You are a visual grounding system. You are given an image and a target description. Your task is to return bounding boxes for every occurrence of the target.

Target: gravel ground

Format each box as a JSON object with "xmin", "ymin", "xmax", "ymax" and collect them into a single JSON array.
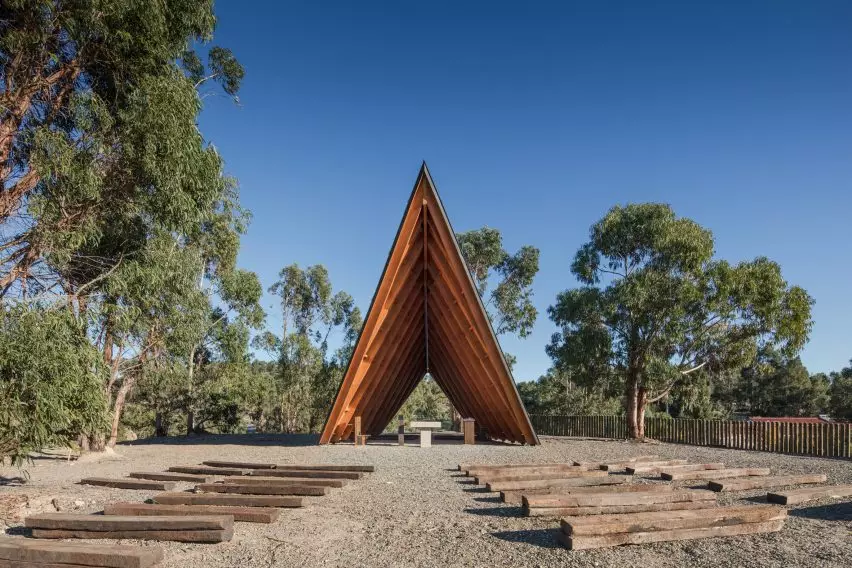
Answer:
[{"xmin": 1, "ymin": 434, "xmax": 850, "ymax": 568}]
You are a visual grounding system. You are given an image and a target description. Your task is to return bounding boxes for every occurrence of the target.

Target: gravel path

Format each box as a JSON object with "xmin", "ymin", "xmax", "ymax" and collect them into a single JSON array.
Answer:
[{"xmin": 2, "ymin": 434, "xmax": 850, "ymax": 567}]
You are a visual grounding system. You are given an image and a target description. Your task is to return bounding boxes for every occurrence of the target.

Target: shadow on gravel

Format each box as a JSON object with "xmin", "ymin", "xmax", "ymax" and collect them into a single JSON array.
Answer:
[
  {"xmin": 741, "ymin": 495, "xmax": 768, "ymax": 504},
  {"xmin": 491, "ymin": 529, "xmax": 562, "ymax": 549},
  {"xmin": 789, "ymin": 501, "xmax": 852, "ymax": 521},
  {"xmin": 0, "ymin": 476, "xmax": 27, "ymax": 486},
  {"xmin": 473, "ymin": 496, "xmax": 502, "ymax": 504},
  {"xmin": 464, "ymin": 507, "xmax": 523, "ymax": 518},
  {"xmin": 455, "ymin": 479, "xmax": 477, "ymax": 485},
  {"xmin": 461, "ymin": 486, "xmax": 490, "ymax": 493}
]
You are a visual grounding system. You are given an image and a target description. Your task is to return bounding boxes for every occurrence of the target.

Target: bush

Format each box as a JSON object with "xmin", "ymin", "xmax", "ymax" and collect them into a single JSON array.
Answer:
[{"xmin": 0, "ymin": 304, "xmax": 108, "ymax": 466}]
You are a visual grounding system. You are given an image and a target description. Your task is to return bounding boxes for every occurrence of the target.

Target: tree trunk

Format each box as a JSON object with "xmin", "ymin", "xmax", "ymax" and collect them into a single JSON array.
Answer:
[
  {"xmin": 626, "ymin": 373, "xmax": 641, "ymax": 439},
  {"xmin": 107, "ymin": 377, "xmax": 135, "ymax": 448},
  {"xmin": 154, "ymin": 412, "xmax": 167, "ymax": 437},
  {"xmin": 186, "ymin": 410, "xmax": 194, "ymax": 436},
  {"xmin": 636, "ymin": 387, "xmax": 647, "ymax": 439}
]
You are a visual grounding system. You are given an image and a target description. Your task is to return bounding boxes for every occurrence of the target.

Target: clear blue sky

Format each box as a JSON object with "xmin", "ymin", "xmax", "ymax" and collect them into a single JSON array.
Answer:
[{"xmin": 198, "ymin": 1, "xmax": 852, "ymax": 380}]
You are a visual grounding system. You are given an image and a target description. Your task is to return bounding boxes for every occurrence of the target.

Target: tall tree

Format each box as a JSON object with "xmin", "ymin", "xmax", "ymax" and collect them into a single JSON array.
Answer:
[
  {"xmin": 456, "ymin": 227, "xmax": 540, "ymax": 338},
  {"xmin": 737, "ymin": 351, "xmax": 829, "ymax": 417},
  {"xmin": 826, "ymin": 360, "xmax": 852, "ymax": 420},
  {"xmin": 547, "ymin": 203, "xmax": 813, "ymax": 438},
  {"xmin": 265, "ymin": 264, "xmax": 361, "ymax": 433},
  {"xmin": 1, "ymin": 0, "xmax": 243, "ymax": 296}
]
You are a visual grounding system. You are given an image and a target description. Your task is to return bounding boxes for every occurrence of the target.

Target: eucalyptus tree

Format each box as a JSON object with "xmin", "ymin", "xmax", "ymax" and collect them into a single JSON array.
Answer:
[
  {"xmin": 547, "ymin": 203, "xmax": 813, "ymax": 438},
  {"xmin": 266, "ymin": 264, "xmax": 362, "ymax": 432},
  {"xmin": 0, "ymin": 0, "xmax": 243, "ymax": 297},
  {"xmin": 826, "ymin": 360, "xmax": 852, "ymax": 420},
  {"xmin": 456, "ymin": 227, "xmax": 540, "ymax": 338}
]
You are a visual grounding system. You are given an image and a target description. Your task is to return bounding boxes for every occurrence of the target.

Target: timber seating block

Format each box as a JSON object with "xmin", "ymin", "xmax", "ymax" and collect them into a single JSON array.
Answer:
[
  {"xmin": 662, "ymin": 467, "xmax": 770, "ymax": 481},
  {"xmin": 195, "ymin": 483, "xmax": 329, "ymax": 497},
  {"xmin": 708, "ymin": 474, "xmax": 827, "ymax": 492},
  {"xmin": 624, "ymin": 460, "xmax": 690, "ymax": 474},
  {"xmin": 202, "ymin": 461, "xmax": 276, "ymax": 470},
  {"xmin": 501, "ymin": 483, "xmax": 671, "ymax": 505},
  {"xmin": 79, "ymin": 478, "xmax": 176, "ymax": 491},
  {"xmin": 483, "ymin": 470, "xmax": 607, "ymax": 491},
  {"xmin": 460, "ymin": 464, "xmax": 576, "ymax": 477},
  {"xmin": 129, "ymin": 472, "xmax": 214, "ymax": 483},
  {"xmin": 104, "ymin": 502, "xmax": 281, "ymax": 523},
  {"xmin": 0, "ymin": 536, "xmax": 164, "ymax": 568},
  {"xmin": 654, "ymin": 463, "xmax": 725, "ymax": 473},
  {"xmin": 247, "ymin": 470, "xmax": 362, "ymax": 480},
  {"xmin": 220, "ymin": 476, "xmax": 347, "ymax": 488},
  {"xmin": 168, "ymin": 466, "xmax": 247, "ymax": 476},
  {"xmin": 152, "ymin": 492, "xmax": 303, "ymax": 508},
  {"xmin": 25, "ymin": 514, "xmax": 233, "ymax": 543},
  {"xmin": 766, "ymin": 484, "xmax": 852, "ymax": 505},
  {"xmin": 558, "ymin": 505, "xmax": 786, "ymax": 550},
  {"xmin": 273, "ymin": 465, "xmax": 374, "ymax": 472},
  {"xmin": 524, "ymin": 490, "xmax": 716, "ymax": 518},
  {"xmin": 477, "ymin": 468, "xmax": 605, "ymax": 484},
  {"xmin": 494, "ymin": 476, "xmax": 628, "ymax": 495},
  {"xmin": 578, "ymin": 456, "xmax": 660, "ymax": 470}
]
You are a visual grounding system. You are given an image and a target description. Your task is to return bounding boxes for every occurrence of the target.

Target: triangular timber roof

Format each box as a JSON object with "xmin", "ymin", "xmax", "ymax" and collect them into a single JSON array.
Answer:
[{"xmin": 319, "ymin": 164, "xmax": 539, "ymax": 445}]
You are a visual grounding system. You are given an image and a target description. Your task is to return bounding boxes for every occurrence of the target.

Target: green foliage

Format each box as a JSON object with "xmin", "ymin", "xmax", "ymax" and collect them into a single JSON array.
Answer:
[
  {"xmin": 398, "ymin": 378, "xmax": 452, "ymax": 426},
  {"xmin": 0, "ymin": 304, "xmax": 107, "ymax": 465},
  {"xmin": 457, "ymin": 227, "xmax": 540, "ymax": 338},
  {"xmin": 518, "ymin": 369, "xmax": 621, "ymax": 417},
  {"xmin": 264, "ymin": 264, "xmax": 362, "ymax": 433},
  {"xmin": 737, "ymin": 351, "xmax": 829, "ymax": 417},
  {"xmin": 548, "ymin": 203, "xmax": 814, "ymax": 437},
  {"xmin": 827, "ymin": 360, "xmax": 852, "ymax": 420}
]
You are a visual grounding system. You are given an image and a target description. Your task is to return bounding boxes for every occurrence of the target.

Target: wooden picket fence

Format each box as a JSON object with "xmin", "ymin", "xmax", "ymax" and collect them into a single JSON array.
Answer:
[{"xmin": 530, "ymin": 415, "xmax": 852, "ymax": 459}]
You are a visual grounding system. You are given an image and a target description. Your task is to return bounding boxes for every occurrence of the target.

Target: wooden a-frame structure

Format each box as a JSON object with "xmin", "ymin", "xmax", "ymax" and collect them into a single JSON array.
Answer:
[{"xmin": 319, "ymin": 164, "xmax": 538, "ymax": 445}]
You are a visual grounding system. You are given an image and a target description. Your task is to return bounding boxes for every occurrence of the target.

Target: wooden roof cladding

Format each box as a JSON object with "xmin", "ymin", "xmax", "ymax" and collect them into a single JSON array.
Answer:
[{"xmin": 319, "ymin": 164, "xmax": 539, "ymax": 445}]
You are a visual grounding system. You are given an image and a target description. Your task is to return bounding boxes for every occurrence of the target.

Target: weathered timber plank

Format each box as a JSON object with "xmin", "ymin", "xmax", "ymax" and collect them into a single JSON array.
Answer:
[
  {"xmin": 572, "ymin": 455, "xmax": 659, "ymax": 468},
  {"xmin": 478, "ymin": 469, "xmax": 606, "ymax": 486},
  {"xmin": 560, "ymin": 505, "xmax": 786, "ymax": 536},
  {"xmin": 662, "ymin": 468, "xmax": 770, "ymax": 481},
  {"xmin": 202, "ymin": 461, "xmax": 276, "ymax": 470},
  {"xmin": 501, "ymin": 483, "xmax": 670, "ymax": 505},
  {"xmin": 654, "ymin": 463, "xmax": 725, "ymax": 473},
  {"xmin": 25, "ymin": 513, "xmax": 232, "ymax": 531},
  {"xmin": 273, "ymin": 464, "xmax": 374, "ymax": 472},
  {"xmin": 78, "ymin": 478, "xmax": 175, "ymax": 491},
  {"xmin": 195, "ymin": 483, "xmax": 328, "ymax": 496},
  {"xmin": 247, "ymin": 470, "xmax": 361, "ymax": 480},
  {"xmin": 221, "ymin": 476, "xmax": 346, "ymax": 488},
  {"xmin": 103, "ymin": 502, "xmax": 280, "ymax": 523},
  {"xmin": 766, "ymin": 484, "xmax": 852, "ymax": 505},
  {"xmin": 601, "ymin": 458, "xmax": 680, "ymax": 471},
  {"xmin": 152, "ymin": 492, "xmax": 302, "ymax": 508},
  {"xmin": 559, "ymin": 519, "xmax": 785, "ymax": 550},
  {"xmin": 625, "ymin": 460, "xmax": 691, "ymax": 474},
  {"xmin": 0, "ymin": 561, "xmax": 133, "ymax": 568},
  {"xmin": 129, "ymin": 472, "xmax": 213, "ymax": 483},
  {"xmin": 30, "ymin": 528, "xmax": 232, "ymax": 543},
  {"xmin": 275, "ymin": 463, "xmax": 376, "ymax": 473},
  {"xmin": 463, "ymin": 464, "xmax": 577, "ymax": 477},
  {"xmin": 524, "ymin": 489, "xmax": 715, "ymax": 509},
  {"xmin": 708, "ymin": 474, "xmax": 827, "ymax": 492},
  {"xmin": 525, "ymin": 500, "xmax": 716, "ymax": 518},
  {"xmin": 168, "ymin": 466, "xmax": 246, "ymax": 476},
  {"xmin": 0, "ymin": 537, "xmax": 163, "ymax": 568},
  {"xmin": 494, "ymin": 476, "xmax": 627, "ymax": 495}
]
